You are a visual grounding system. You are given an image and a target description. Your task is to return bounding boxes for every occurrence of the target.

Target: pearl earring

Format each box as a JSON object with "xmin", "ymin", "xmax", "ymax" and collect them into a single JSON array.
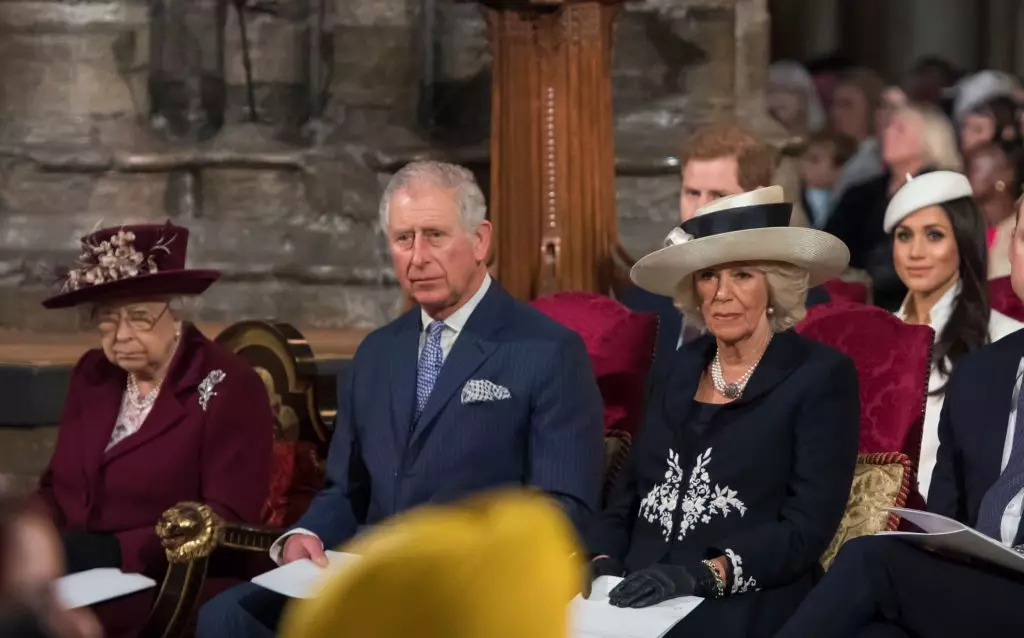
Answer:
[
  {"xmin": 996, "ymin": 180, "xmax": 1007, "ymax": 192},
  {"xmin": 767, "ymin": 307, "xmax": 775, "ymax": 316}
]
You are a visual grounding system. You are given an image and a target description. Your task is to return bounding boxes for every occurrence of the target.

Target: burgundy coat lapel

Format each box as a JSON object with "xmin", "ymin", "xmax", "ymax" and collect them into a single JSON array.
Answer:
[
  {"xmin": 78, "ymin": 362, "xmax": 127, "ymax": 484},
  {"xmin": 102, "ymin": 325, "xmax": 208, "ymax": 465}
]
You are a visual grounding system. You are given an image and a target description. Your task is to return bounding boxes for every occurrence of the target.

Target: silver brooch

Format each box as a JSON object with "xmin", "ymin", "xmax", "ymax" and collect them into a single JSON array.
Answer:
[
  {"xmin": 198, "ymin": 370, "xmax": 226, "ymax": 412},
  {"xmin": 664, "ymin": 227, "xmax": 694, "ymax": 247}
]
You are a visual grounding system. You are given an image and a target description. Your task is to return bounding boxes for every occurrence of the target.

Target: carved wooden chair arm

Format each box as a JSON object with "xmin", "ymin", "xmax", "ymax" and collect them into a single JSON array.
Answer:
[{"xmin": 141, "ymin": 502, "xmax": 286, "ymax": 638}]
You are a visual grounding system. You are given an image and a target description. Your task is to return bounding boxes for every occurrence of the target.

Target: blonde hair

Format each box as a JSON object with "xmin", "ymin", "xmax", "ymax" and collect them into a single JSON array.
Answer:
[
  {"xmin": 899, "ymin": 104, "xmax": 963, "ymax": 171},
  {"xmin": 673, "ymin": 261, "xmax": 810, "ymax": 333}
]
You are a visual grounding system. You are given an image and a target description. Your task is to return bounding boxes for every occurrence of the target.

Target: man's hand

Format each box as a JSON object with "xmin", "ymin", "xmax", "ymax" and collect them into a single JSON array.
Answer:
[{"xmin": 281, "ymin": 534, "xmax": 328, "ymax": 567}]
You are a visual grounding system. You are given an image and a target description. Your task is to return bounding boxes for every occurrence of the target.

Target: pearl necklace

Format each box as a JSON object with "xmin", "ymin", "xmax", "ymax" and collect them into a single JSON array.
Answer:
[
  {"xmin": 126, "ymin": 373, "xmax": 161, "ymax": 411},
  {"xmin": 710, "ymin": 334, "xmax": 773, "ymax": 400}
]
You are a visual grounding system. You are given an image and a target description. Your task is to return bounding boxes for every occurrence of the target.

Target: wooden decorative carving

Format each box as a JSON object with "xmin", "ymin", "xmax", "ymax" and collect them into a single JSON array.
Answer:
[{"xmin": 475, "ymin": 0, "xmax": 625, "ymax": 300}]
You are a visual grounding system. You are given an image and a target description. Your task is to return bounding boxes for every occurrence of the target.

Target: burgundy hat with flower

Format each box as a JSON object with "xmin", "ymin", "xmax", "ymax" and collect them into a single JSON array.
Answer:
[{"xmin": 42, "ymin": 222, "xmax": 220, "ymax": 309}]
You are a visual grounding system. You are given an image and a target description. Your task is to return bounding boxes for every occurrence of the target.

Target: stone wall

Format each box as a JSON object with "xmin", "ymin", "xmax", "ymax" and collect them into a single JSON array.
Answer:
[{"xmin": 0, "ymin": 0, "xmax": 775, "ymax": 332}]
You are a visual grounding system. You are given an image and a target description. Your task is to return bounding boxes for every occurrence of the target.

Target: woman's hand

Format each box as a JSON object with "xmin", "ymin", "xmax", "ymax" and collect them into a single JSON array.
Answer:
[{"xmin": 608, "ymin": 564, "xmax": 696, "ymax": 608}]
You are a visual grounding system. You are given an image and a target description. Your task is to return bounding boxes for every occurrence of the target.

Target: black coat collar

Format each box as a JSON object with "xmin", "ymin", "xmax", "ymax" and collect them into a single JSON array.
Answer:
[{"xmin": 662, "ymin": 330, "xmax": 809, "ymax": 428}]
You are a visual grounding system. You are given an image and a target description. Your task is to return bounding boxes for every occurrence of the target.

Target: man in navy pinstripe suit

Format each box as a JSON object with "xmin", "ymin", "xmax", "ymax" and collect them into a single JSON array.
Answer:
[{"xmin": 197, "ymin": 161, "xmax": 605, "ymax": 637}]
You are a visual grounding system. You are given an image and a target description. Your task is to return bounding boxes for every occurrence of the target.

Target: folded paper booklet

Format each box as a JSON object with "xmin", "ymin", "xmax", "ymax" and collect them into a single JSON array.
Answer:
[
  {"xmin": 56, "ymin": 569, "xmax": 157, "ymax": 609},
  {"xmin": 877, "ymin": 507, "xmax": 1024, "ymax": 576},
  {"xmin": 251, "ymin": 551, "xmax": 361, "ymax": 599},
  {"xmin": 569, "ymin": 576, "xmax": 703, "ymax": 638}
]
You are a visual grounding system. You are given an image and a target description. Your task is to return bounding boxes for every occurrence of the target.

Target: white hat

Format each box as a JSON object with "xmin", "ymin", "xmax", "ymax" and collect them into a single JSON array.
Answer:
[
  {"xmin": 882, "ymin": 171, "xmax": 973, "ymax": 233},
  {"xmin": 630, "ymin": 186, "xmax": 850, "ymax": 298},
  {"xmin": 948, "ymin": 70, "xmax": 1021, "ymax": 122}
]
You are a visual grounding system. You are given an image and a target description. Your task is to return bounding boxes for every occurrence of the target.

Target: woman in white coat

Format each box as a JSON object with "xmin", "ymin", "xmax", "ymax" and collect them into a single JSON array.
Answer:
[{"xmin": 884, "ymin": 170, "xmax": 1024, "ymax": 499}]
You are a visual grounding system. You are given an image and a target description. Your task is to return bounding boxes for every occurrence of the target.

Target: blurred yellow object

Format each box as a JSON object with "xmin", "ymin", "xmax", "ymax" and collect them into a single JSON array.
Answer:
[{"xmin": 279, "ymin": 489, "xmax": 584, "ymax": 638}]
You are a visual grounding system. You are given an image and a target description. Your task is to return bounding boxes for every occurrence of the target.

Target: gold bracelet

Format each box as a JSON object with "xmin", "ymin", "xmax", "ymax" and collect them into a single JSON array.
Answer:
[{"xmin": 702, "ymin": 559, "xmax": 725, "ymax": 598}]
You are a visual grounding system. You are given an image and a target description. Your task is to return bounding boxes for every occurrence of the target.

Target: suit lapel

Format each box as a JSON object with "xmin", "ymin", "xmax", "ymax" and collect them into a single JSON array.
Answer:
[
  {"xmin": 79, "ymin": 364, "xmax": 127, "ymax": 482},
  {"xmin": 102, "ymin": 325, "xmax": 206, "ymax": 465},
  {"xmin": 409, "ymin": 284, "xmax": 509, "ymax": 447},
  {"xmin": 976, "ymin": 339, "xmax": 1024, "ymax": 490},
  {"xmin": 661, "ymin": 335, "xmax": 714, "ymax": 433},
  {"xmin": 389, "ymin": 311, "xmax": 421, "ymax": 449},
  {"xmin": 730, "ymin": 330, "xmax": 805, "ymax": 407}
]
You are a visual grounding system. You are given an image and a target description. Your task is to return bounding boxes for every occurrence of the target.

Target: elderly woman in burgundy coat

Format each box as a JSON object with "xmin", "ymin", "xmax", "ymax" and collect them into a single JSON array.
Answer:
[{"xmin": 35, "ymin": 222, "xmax": 274, "ymax": 637}]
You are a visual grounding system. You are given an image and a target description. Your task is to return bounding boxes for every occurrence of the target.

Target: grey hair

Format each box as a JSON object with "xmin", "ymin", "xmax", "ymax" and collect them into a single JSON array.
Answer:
[
  {"xmin": 673, "ymin": 261, "xmax": 810, "ymax": 333},
  {"xmin": 378, "ymin": 161, "xmax": 487, "ymax": 231}
]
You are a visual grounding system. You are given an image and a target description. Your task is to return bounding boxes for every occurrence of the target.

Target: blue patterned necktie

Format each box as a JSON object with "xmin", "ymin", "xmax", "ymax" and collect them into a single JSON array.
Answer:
[
  {"xmin": 976, "ymin": 380, "xmax": 1024, "ymax": 541},
  {"xmin": 414, "ymin": 320, "xmax": 446, "ymax": 421}
]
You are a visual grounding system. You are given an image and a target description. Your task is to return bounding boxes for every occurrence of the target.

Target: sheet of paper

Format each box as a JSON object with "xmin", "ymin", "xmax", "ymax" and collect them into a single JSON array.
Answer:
[
  {"xmin": 251, "ymin": 550, "xmax": 361, "ymax": 599},
  {"xmin": 56, "ymin": 569, "xmax": 156, "ymax": 609},
  {"xmin": 876, "ymin": 507, "xmax": 1024, "ymax": 576},
  {"xmin": 569, "ymin": 576, "xmax": 703, "ymax": 638}
]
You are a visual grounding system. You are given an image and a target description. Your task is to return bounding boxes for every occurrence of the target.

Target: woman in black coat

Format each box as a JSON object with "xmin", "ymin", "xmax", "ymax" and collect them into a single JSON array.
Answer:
[{"xmin": 586, "ymin": 187, "xmax": 861, "ymax": 638}]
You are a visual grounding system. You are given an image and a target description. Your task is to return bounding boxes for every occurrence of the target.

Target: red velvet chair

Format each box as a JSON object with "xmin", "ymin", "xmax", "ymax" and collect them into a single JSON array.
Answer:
[
  {"xmin": 796, "ymin": 303, "xmax": 933, "ymax": 465},
  {"xmin": 822, "ymin": 278, "xmax": 868, "ymax": 305},
  {"xmin": 989, "ymin": 276, "xmax": 1024, "ymax": 322},
  {"xmin": 531, "ymin": 291, "xmax": 659, "ymax": 436}
]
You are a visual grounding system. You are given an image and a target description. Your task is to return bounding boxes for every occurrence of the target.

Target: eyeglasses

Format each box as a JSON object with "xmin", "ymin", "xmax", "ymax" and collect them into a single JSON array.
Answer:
[{"xmin": 93, "ymin": 304, "xmax": 170, "ymax": 334}]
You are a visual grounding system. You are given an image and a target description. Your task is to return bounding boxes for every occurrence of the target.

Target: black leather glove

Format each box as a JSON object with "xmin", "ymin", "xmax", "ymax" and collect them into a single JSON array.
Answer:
[
  {"xmin": 62, "ymin": 532, "xmax": 122, "ymax": 574},
  {"xmin": 609, "ymin": 563, "xmax": 697, "ymax": 608},
  {"xmin": 582, "ymin": 555, "xmax": 625, "ymax": 599}
]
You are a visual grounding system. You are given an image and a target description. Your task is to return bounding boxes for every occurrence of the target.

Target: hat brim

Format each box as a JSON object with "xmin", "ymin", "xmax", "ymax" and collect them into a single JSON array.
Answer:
[
  {"xmin": 42, "ymin": 270, "xmax": 221, "ymax": 309},
  {"xmin": 630, "ymin": 227, "xmax": 850, "ymax": 298}
]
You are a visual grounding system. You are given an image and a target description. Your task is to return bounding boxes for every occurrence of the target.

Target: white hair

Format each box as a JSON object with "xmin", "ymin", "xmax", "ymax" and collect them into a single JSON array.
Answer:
[
  {"xmin": 769, "ymin": 60, "xmax": 827, "ymax": 133},
  {"xmin": 378, "ymin": 161, "xmax": 487, "ymax": 231},
  {"xmin": 673, "ymin": 261, "xmax": 810, "ymax": 333}
]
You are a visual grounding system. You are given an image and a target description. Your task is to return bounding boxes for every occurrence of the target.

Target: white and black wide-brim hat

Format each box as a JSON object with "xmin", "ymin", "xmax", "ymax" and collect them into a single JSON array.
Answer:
[{"xmin": 630, "ymin": 186, "xmax": 850, "ymax": 298}]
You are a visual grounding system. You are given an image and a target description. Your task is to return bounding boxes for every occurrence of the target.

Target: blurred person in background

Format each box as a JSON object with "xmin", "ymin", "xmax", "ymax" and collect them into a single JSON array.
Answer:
[
  {"xmin": 906, "ymin": 56, "xmax": 960, "ymax": 115},
  {"xmin": 829, "ymin": 69, "xmax": 888, "ymax": 204},
  {"xmin": 799, "ymin": 130, "xmax": 859, "ymax": 229},
  {"xmin": 949, "ymin": 70, "xmax": 1022, "ymax": 153},
  {"xmin": 768, "ymin": 61, "xmax": 826, "ymax": 138},
  {"xmin": 826, "ymin": 103, "xmax": 963, "ymax": 310},
  {"xmin": 958, "ymin": 95, "xmax": 1020, "ymax": 155},
  {"xmin": 0, "ymin": 496, "xmax": 101, "ymax": 638},
  {"xmin": 966, "ymin": 141, "xmax": 1024, "ymax": 278}
]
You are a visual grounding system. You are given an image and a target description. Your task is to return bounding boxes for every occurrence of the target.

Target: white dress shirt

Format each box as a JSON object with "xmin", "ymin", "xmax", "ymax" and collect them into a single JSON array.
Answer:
[
  {"xmin": 896, "ymin": 282, "xmax": 1024, "ymax": 499},
  {"xmin": 268, "ymin": 274, "xmax": 493, "ymax": 564}
]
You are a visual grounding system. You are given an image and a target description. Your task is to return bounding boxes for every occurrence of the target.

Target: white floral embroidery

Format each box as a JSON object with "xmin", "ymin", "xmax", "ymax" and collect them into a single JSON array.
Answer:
[
  {"xmin": 198, "ymin": 370, "xmax": 226, "ymax": 412},
  {"xmin": 725, "ymin": 548, "xmax": 759, "ymax": 594},
  {"xmin": 638, "ymin": 447, "xmax": 748, "ymax": 541},
  {"xmin": 639, "ymin": 450, "xmax": 684, "ymax": 540}
]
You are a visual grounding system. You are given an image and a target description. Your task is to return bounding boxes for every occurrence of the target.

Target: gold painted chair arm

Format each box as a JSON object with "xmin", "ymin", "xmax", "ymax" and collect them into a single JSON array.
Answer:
[{"xmin": 141, "ymin": 502, "xmax": 286, "ymax": 638}]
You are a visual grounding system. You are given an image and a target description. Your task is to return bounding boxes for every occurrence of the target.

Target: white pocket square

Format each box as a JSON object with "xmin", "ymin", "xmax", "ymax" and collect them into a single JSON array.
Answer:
[{"xmin": 461, "ymin": 379, "xmax": 511, "ymax": 405}]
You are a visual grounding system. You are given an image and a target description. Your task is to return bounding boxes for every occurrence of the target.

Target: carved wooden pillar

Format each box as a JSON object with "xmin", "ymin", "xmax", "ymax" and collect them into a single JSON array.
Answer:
[{"xmin": 474, "ymin": 0, "xmax": 624, "ymax": 300}]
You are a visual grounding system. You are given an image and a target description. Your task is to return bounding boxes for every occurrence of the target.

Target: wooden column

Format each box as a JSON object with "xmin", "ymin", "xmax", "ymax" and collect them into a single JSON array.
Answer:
[{"xmin": 475, "ymin": 0, "xmax": 624, "ymax": 300}]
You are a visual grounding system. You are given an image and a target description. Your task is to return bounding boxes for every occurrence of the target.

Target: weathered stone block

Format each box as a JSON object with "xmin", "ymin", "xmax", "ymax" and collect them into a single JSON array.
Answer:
[
  {"xmin": 333, "ymin": 0, "xmax": 417, "ymax": 28},
  {"xmin": 86, "ymin": 173, "xmax": 168, "ymax": 221},
  {"xmin": 616, "ymin": 174, "xmax": 680, "ymax": 259},
  {"xmin": 0, "ymin": 165, "xmax": 98, "ymax": 218},
  {"xmin": 0, "ymin": 425, "xmax": 58, "ymax": 496},
  {"xmin": 330, "ymin": 26, "xmax": 418, "ymax": 110},
  {"xmin": 201, "ymin": 168, "xmax": 312, "ymax": 222}
]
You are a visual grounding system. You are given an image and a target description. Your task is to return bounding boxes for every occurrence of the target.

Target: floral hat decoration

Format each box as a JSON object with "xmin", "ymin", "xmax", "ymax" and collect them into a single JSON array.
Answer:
[{"xmin": 42, "ymin": 221, "xmax": 220, "ymax": 309}]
